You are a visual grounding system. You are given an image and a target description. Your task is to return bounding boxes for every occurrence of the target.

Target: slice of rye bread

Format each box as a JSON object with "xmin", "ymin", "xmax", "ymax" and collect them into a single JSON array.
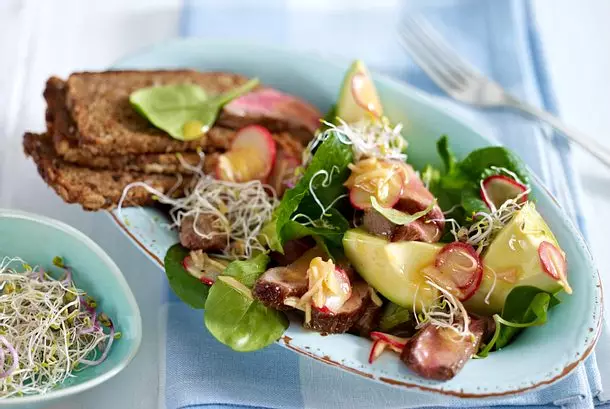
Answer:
[
  {"xmin": 23, "ymin": 133, "xmax": 192, "ymax": 211},
  {"xmin": 45, "ymin": 107, "xmax": 303, "ymax": 174},
  {"xmin": 45, "ymin": 73, "xmax": 243, "ymax": 156}
]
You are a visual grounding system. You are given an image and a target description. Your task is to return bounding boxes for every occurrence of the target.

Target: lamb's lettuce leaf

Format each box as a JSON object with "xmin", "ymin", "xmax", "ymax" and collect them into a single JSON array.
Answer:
[
  {"xmin": 164, "ymin": 244, "xmax": 209, "ymax": 309},
  {"xmin": 203, "ymin": 254, "xmax": 289, "ymax": 351}
]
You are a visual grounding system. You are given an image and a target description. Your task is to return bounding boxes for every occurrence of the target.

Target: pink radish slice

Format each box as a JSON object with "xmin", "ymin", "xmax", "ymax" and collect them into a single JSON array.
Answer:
[
  {"xmin": 351, "ymin": 73, "xmax": 383, "ymax": 118},
  {"xmin": 434, "ymin": 242, "xmax": 483, "ymax": 301},
  {"xmin": 216, "ymin": 125, "xmax": 277, "ymax": 182},
  {"xmin": 481, "ymin": 175, "xmax": 528, "ymax": 210},
  {"xmin": 538, "ymin": 241, "xmax": 572, "ymax": 294},
  {"xmin": 182, "ymin": 256, "xmax": 218, "ymax": 286},
  {"xmin": 313, "ymin": 268, "xmax": 352, "ymax": 314},
  {"xmin": 370, "ymin": 331, "xmax": 408, "ymax": 350},
  {"xmin": 368, "ymin": 340, "xmax": 388, "ymax": 364},
  {"xmin": 348, "ymin": 172, "xmax": 403, "ymax": 210}
]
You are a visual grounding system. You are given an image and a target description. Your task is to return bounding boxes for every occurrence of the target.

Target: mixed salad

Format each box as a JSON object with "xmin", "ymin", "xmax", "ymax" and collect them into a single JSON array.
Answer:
[{"xmin": 154, "ymin": 60, "xmax": 571, "ymax": 381}]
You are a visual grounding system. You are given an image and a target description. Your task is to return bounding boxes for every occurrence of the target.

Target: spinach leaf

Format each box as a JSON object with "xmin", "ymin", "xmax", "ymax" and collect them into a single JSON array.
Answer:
[
  {"xmin": 461, "ymin": 188, "xmax": 489, "ymax": 217},
  {"xmin": 495, "ymin": 286, "xmax": 554, "ymax": 349},
  {"xmin": 164, "ymin": 244, "xmax": 209, "ymax": 309},
  {"xmin": 265, "ymin": 131, "xmax": 353, "ymax": 252},
  {"xmin": 130, "ymin": 79, "xmax": 259, "ymax": 141},
  {"xmin": 379, "ymin": 302, "xmax": 411, "ymax": 331},
  {"xmin": 371, "ymin": 197, "xmax": 434, "ymax": 225},
  {"xmin": 222, "ymin": 253, "xmax": 270, "ymax": 288},
  {"xmin": 204, "ymin": 277, "xmax": 289, "ymax": 352},
  {"xmin": 460, "ymin": 146, "xmax": 529, "ymax": 185}
]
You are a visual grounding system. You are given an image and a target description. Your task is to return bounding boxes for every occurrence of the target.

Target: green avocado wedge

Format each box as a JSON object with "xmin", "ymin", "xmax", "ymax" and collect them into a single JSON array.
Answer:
[
  {"xmin": 343, "ymin": 229, "xmax": 442, "ymax": 311},
  {"xmin": 465, "ymin": 202, "xmax": 567, "ymax": 315},
  {"xmin": 335, "ymin": 60, "xmax": 383, "ymax": 124}
]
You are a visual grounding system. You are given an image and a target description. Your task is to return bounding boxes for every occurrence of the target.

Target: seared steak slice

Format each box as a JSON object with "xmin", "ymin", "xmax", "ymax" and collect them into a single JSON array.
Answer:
[
  {"xmin": 253, "ymin": 266, "xmax": 308, "ymax": 310},
  {"xmin": 219, "ymin": 88, "xmax": 322, "ymax": 145},
  {"xmin": 363, "ymin": 209, "xmax": 395, "ymax": 238},
  {"xmin": 400, "ymin": 317, "xmax": 491, "ymax": 381},
  {"xmin": 351, "ymin": 295, "xmax": 382, "ymax": 336},
  {"xmin": 254, "ymin": 246, "xmax": 326, "ymax": 310},
  {"xmin": 305, "ymin": 282, "xmax": 370, "ymax": 334},
  {"xmin": 179, "ymin": 214, "xmax": 228, "ymax": 252},
  {"xmin": 392, "ymin": 219, "xmax": 442, "ymax": 243}
]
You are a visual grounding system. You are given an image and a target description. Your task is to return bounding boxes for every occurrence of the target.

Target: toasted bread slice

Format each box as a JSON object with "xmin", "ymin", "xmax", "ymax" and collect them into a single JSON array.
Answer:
[
  {"xmin": 45, "ymin": 72, "xmax": 247, "ymax": 156},
  {"xmin": 23, "ymin": 133, "xmax": 192, "ymax": 211}
]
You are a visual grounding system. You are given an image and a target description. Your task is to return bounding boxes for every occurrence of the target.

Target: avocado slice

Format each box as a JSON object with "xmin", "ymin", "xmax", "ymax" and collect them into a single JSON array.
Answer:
[
  {"xmin": 465, "ymin": 202, "xmax": 565, "ymax": 315},
  {"xmin": 336, "ymin": 60, "xmax": 383, "ymax": 124},
  {"xmin": 343, "ymin": 229, "xmax": 442, "ymax": 311}
]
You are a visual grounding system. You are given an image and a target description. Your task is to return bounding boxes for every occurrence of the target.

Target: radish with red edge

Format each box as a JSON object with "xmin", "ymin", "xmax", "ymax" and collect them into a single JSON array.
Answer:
[
  {"xmin": 313, "ymin": 268, "xmax": 352, "ymax": 314},
  {"xmin": 182, "ymin": 255, "xmax": 223, "ymax": 286},
  {"xmin": 538, "ymin": 241, "xmax": 572, "ymax": 294},
  {"xmin": 480, "ymin": 175, "xmax": 528, "ymax": 210},
  {"xmin": 370, "ymin": 331, "xmax": 408, "ymax": 350},
  {"xmin": 368, "ymin": 340, "xmax": 387, "ymax": 364},
  {"xmin": 216, "ymin": 125, "xmax": 277, "ymax": 183},
  {"xmin": 348, "ymin": 171, "xmax": 403, "ymax": 210},
  {"xmin": 434, "ymin": 242, "xmax": 483, "ymax": 301}
]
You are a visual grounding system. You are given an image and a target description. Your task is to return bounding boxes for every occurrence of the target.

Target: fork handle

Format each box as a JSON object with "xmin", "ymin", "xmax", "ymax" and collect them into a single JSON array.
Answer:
[{"xmin": 505, "ymin": 96, "xmax": 610, "ymax": 168}]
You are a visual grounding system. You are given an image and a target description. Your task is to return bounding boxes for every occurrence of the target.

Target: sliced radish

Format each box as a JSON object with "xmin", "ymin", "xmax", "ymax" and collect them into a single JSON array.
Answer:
[
  {"xmin": 370, "ymin": 331, "xmax": 408, "ymax": 350},
  {"xmin": 433, "ymin": 242, "xmax": 483, "ymax": 301},
  {"xmin": 539, "ymin": 241, "xmax": 572, "ymax": 294},
  {"xmin": 216, "ymin": 125, "xmax": 277, "ymax": 182},
  {"xmin": 368, "ymin": 340, "xmax": 388, "ymax": 364},
  {"xmin": 481, "ymin": 175, "xmax": 528, "ymax": 210},
  {"xmin": 182, "ymin": 255, "xmax": 227, "ymax": 285},
  {"xmin": 313, "ymin": 267, "xmax": 352, "ymax": 314},
  {"xmin": 348, "ymin": 171, "xmax": 403, "ymax": 210},
  {"xmin": 267, "ymin": 151, "xmax": 300, "ymax": 196},
  {"xmin": 351, "ymin": 73, "xmax": 383, "ymax": 118}
]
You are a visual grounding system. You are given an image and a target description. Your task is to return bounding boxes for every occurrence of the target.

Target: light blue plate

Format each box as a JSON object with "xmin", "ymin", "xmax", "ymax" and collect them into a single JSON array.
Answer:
[
  {"xmin": 109, "ymin": 39, "xmax": 602, "ymax": 398},
  {"xmin": 0, "ymin": 210, "xmax": 141, "ymax": 409}
]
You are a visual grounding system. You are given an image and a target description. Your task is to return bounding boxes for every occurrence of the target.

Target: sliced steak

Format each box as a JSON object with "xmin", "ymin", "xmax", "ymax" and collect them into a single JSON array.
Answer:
[
  {"xmin": 350, "ymin": 295, "xmax": 382, "ymax": 336},
  {"xmin": 253, "ymin": 246, "xmax": 326, "ymax": 310},
  {"xmin": 400, "ymin": 317, "xmax": 492, "ymax": 381},
  {"xmin": 363, "ymin": 209, "xmax": 395, "ymax": 238},
  {"xmin": 219, "ymin": 89, "xmax": 322, "ymax": 145},
  {"xmin": 253, "ymin": 266, "xmax": 309, "ymax": 310},
  {"xmin": 305, "ymin": 282, "xmax": 370, "ymax": 334},
  {"xmin": 392, "ymin": 219, "xmax": 442, "ymax": 243},
  {"xmin": 179, "ymin": 214, "xmax": 228, "ymax": 252}
]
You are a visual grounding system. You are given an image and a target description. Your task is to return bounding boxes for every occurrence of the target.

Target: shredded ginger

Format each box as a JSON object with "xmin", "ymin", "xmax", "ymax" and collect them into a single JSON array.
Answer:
[
  {"xmin": 0, "ymin": 257, "xmax": 116, "ymax": 398},
  {"xmin": 118, "ymin": 153, "xmax": 279, "ymax": 260}
]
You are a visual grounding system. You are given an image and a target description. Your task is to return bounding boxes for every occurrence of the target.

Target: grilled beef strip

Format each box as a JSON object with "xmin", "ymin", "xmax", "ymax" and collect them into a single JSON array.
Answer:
[
  {"xmin": 400, "ymin": 316, "xmax": 495, "ymax": 381},
  {"xmin": 179, "ymin": 214, "xmax": 228, "ymax": 252}
]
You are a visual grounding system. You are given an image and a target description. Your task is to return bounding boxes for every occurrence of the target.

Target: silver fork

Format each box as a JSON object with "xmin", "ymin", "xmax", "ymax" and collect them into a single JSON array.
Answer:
[{"xmin": 398, "ymin": 16, "xmax": 610, "ymax": 168}]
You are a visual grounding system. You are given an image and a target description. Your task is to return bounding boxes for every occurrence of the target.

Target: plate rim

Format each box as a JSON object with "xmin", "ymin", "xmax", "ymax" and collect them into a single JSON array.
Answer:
[{"xmin": 107, "ymin": 38, "xmax": 604, "ymax": 398}]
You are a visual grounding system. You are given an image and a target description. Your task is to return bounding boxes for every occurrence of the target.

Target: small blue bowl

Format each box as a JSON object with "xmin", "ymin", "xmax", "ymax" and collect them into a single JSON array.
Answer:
[{"xmin": 0, "ymin": 209, "xmax": 142, "ymax": 409}]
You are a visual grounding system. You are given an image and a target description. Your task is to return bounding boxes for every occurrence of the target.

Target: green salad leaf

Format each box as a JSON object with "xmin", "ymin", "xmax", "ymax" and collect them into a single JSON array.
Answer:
[
  {"xmin": 477, "ymin": 286, "xmax": 560, "ymax": 357},
  {"xmin": 370, "ymin": 196, "xmax": 435, "ymax": 225},
  {"xmin": 379, "ymin": 302, "xmax": 412, "ymax": 331},
  {"xmin": 428, "ymin": 136, "xmax": 530, "ymax": 226},
  {"xmin": 203, "ymin": 254, "xmax": 288, "ymax": 351},
  {"xmin": 222, "ymin": 253, "xmax": 270, "ymax": 288},
  {"xmin": 494, "ymin": 286, "xmax": 558, "ymax": 349},
  {"xmin": 204, "ymin": 277, "xmax": 288, "ymax": 352},
  {"xmin": 130, "ymin": 79, "xmax": 259, "ymax": 141},
  {"xmin": 265, "ymin": 131, "xmax": 353, "ymax": 252},
  {"xmin": 164, "ymin": 244, "xmax": 209, "ymax": 309}
]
